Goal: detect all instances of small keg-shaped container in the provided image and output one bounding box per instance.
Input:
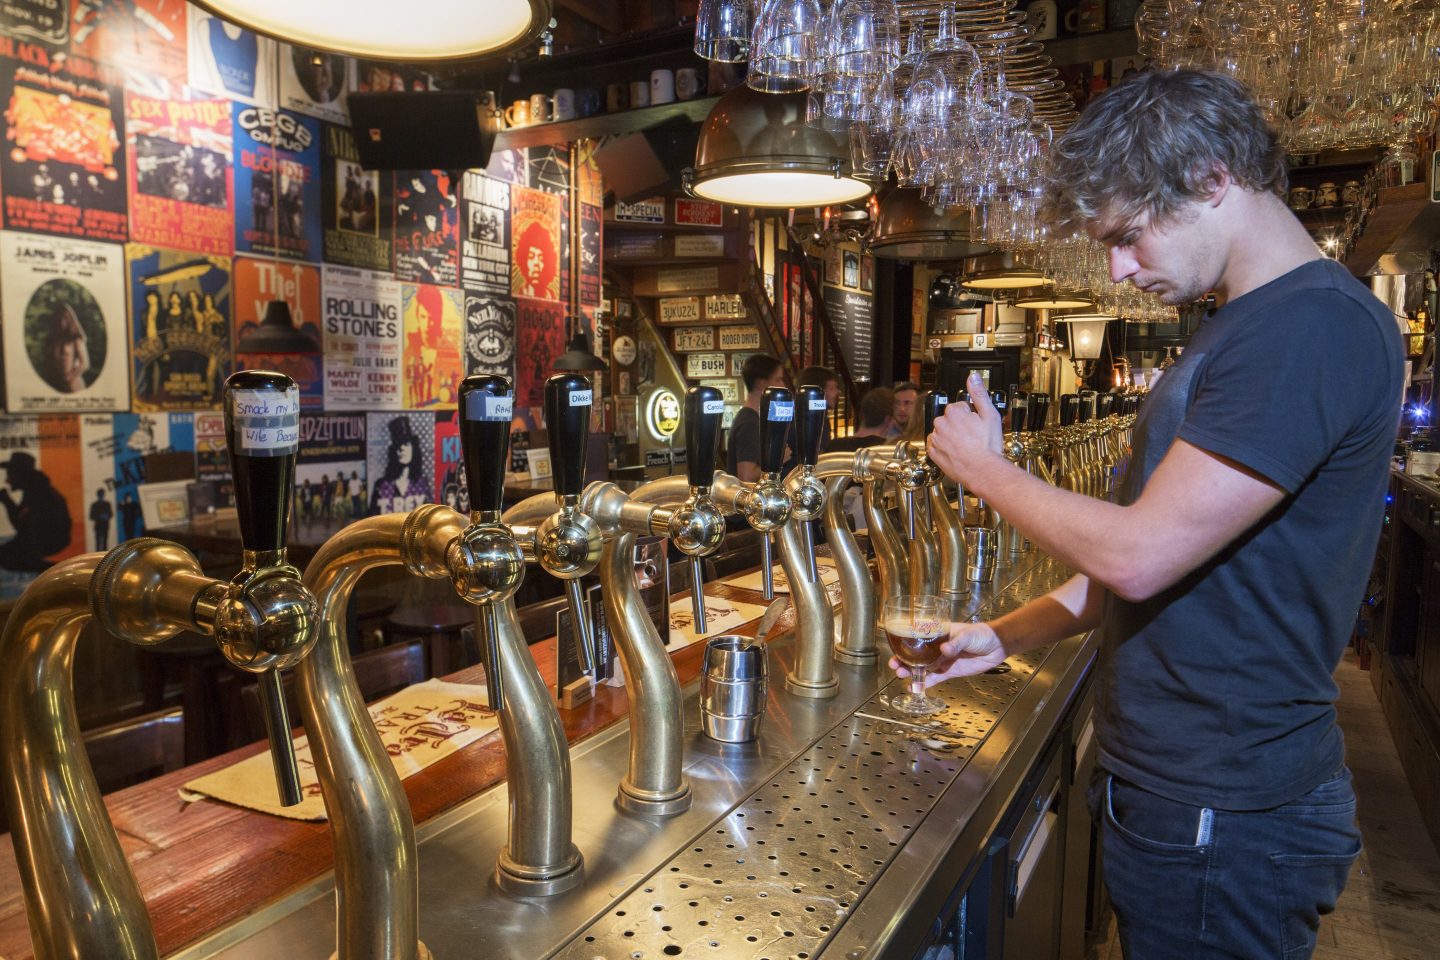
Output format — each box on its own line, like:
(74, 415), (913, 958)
(700, 635), (768, 743)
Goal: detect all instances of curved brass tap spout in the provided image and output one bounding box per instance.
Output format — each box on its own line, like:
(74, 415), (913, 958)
(823, 475), (877, 665)
(929, 482), (967, 603)
(778, 469), (838, 699)
(865, 480), (910, 604)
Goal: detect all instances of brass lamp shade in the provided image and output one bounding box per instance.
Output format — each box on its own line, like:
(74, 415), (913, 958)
(1053, 313), (1114, 360)
(689, 85), (872, 208)
(958, 251), (1051, 290)
(869, 188), (995, 260)
(1012, 289), (1095, 309)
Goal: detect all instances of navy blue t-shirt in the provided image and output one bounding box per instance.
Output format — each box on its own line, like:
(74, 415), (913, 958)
(1097, 258), (1403, 810)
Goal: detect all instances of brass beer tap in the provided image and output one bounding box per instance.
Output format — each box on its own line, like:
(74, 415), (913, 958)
(779, 384), (837, 698)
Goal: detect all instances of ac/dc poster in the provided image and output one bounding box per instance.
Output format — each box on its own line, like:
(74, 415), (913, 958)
(295, 413), (365, 524)
(126, 94), (233, 255)
(279, 43), (348, 124)
(365, 411), (433, 515)
(579, 202), (602, 306)
(0, 414), (86, 576)
(0, 1), (67, 47)
(320, 121), (391, 271)
(322, 264), (401, 411)
(514, 297), (565, 409)
(464, 293), (515, 380)
(401, 283), (462, 410)
(394, 169), (458, 286)
(232, 256), (323, 408)
(433, 409), (468, 514)
(186, 7), (275, 106)
(510, 185), (560, 302)
(232, 103), (321, 262)
(0, 54), (127, 241)
(69, 0), (189, 98)
(127, 244), (231, 411)
(460, 169), (509, 293)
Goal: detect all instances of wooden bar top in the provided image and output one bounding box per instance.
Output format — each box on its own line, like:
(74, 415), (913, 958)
(0, 577), (789, 960)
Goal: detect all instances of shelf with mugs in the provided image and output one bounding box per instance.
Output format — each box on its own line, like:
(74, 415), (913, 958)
(494, 95), (719, 150)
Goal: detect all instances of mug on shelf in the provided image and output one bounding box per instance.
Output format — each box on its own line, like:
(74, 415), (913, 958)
(630, 79), (651, 108)
(1288, 185), (1314, 210)
(1026, 0), (1058, 40)
(606, 83), (629, 112)
(1341, 180), (1361, 206)
(528, 92), (551, 124)
(676, 67), (705, 101)
(1314, 182), (1339, 208)
(505, 99), (531, 128)
(577, 87), (601, 117)
(552, 88), (576, 121)
(650, 68), (676, 105)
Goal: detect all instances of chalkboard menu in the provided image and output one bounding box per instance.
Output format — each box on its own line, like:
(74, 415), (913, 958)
(821, 285), (875, 380)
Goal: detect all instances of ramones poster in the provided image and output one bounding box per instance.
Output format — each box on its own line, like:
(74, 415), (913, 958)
(126, 95), (233, 255)
(0, 52), (127, 241)
(1, 232), (128, 412)
(127, 245), (231, 411)
(464, 293), (515, 380)
(320, 121), (391, 271)
(394, 169), (458, 286)
(460, 169), (508, 293)
(510, 185), (560, 302)
(232, 103), (321, 262)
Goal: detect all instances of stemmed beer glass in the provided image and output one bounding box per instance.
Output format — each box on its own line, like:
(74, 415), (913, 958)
(883, 594), (948, 716)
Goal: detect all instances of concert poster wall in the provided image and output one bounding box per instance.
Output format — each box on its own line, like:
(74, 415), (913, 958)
(460, 169), (509, 293)
(320, 121), (391, 271)
(279, 43), (349, 124)
(295, 412), (365, 522)
(510, 185), (560, 301)
(0, 414), (86, 576)
(186, 7), (276, 106)
(232, 103), (321, 262)
(192, 410), (234, 509)
(0, 2), (66, 47)
(433, 409), (468, 514)
(393, 169), (458, 286)
(514, 297), (565, 409)
(1, 233), (128, 412)
(322, 264), (402, 411)
(69, 0), (189, 97)
(365, 411), (433, 515)
(485, 146), (526, 186)
(126, 94), (233, 255)
(0, 53), (127, 241)
(464, 293), (515, 381)
(83, 410), (194, 545)
(579, 202), (602, 306)
(127, 245), (231, 411)
(232, 256), (323, 407)
(401, 283), (462, 410)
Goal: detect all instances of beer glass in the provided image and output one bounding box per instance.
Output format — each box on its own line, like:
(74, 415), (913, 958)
(883, 594), (948, 716)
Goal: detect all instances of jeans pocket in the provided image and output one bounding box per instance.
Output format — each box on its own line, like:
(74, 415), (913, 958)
(1270, 845), (1361, 959)
(1105, 775), (1210, 852)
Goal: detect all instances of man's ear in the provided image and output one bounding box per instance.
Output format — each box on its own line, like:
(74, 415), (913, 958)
(1201, 164), (1232, 207)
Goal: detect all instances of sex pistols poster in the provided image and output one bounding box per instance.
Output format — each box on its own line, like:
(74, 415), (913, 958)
(126, 94), (233, 255)
(0, 52), (127, 241)
(321, 121), (391, 271)
(509, 185), (560, 302)
(1, 232), (128, 412)
(127, 245), (231, 411)
(322, 264), (402, 411)
(232, 103), (321, 262)
(393, 169), (458, 286)
(460, 169), (508, 293)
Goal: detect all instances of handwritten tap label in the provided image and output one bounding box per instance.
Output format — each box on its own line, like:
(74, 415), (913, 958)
(569, 389), (593, 406)
(465, 392), (514, 422)
(768, 400), (794, 421)
(809, 396), (827, 411)
(232, 387), (301, 455)
(703, 399), (725, 415)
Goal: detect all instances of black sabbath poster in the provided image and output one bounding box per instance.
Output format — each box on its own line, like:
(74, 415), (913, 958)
(0, 52), (127, 241)
(579, 202), (602, 306)
(231, 103), (320, 262)
(322, 264), (401, 411)
(279, 43), (348, 124)
(394, 169), (458, 286)
(127, 245), (231, 411)
(0, 1), (67, 47)
(460, 169), (508, 293)
(320, 121), (391, 271)
(126, 94), (233, 255)
(1, 232), (128, 412)
(464, 293), (515, 380)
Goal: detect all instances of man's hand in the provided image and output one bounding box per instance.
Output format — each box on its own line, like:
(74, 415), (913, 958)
(927, 373), (1008, 489)
(889, 620), (1009, 687)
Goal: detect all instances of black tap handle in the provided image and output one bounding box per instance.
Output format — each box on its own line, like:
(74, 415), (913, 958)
(759, 386), (793, 474)
(1027, 392), (1049, 432)
(1096, 392), (1116, 418)
(460, 375), (514, 515)
(1059, 393), (1080, 426)
(1005, 384), (1021, 415)
(223, 370), (300, 554)
(544, 373), (592, 497)
(990, 390), (1007, 412)
(685, 385), (724, 488)
(795, 384), (826, 467)
(1078, 389), (1096, 423)
(921, 389), (948, 437)
(1010, 390), (1029, 430)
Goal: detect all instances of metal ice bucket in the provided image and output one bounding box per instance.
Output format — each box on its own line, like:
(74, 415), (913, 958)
(700, 635), (768, 743)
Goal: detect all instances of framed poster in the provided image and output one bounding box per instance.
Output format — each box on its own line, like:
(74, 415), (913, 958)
(233, 104), (321, 262)
(322, 264), (402, 411)
(127, 95), (233, 256)
(395, 170), (459, 286)
(128, 246), (232, 411)
(510, 185), (561, 301)
(401, 283), (463, 410)
(461, 170), (510, 293)
(464, 293), (516, 379)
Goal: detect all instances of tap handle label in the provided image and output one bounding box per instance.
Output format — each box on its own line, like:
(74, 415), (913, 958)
(1028, 391), (1050, 431)
(759, 386), (792, 474)
(685, 384), (724, 488)
(223, 370), (300, 555)
(1059, 393), (1080, 426)
(460, 375), (514, 514)
(795, 384), (826, 467)
(921, 390), (948, 438)
(545, 373), (591, 497)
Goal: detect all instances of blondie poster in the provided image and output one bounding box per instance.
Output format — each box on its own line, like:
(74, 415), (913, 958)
(1, 233), (128, 412)
(510, 185), (560, 302)
(365, 411), (433, 515)
(232, 103), (321, 262)
(232, 256), (323, 408)
(127, 245), (231, 411)
(0, 415), (86, 578)
(126, 94), (233, 255)
(401, 283), (462, 410)
(464, 293), (515, 380)
(460, 169), (508, 293)
(322, 264), (402, 411)
(295, 413), (365, 523)
(514, 297), (565, 409)
(279, 43), (348, 124)
(394, 169), (458, 286)
(186, 7), (275, 106)
(69, 0), (188, 97)
(321, 121), (391, 271)
(0, 53), (127, 241)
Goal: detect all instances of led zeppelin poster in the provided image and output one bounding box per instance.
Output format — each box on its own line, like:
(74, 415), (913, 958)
(126, 94), (233, 255)
(186, 7), (275, 106)
(320, 121), (391, 271)
(460, 169), (509, 293)
(510, 185), (560, 302)
(394, 169), (458, 286)
(127, 244), (231, 411)
(232, 256), (322, 408)
(278, 42), (348, 124)
(295, 413), (365, 523)
(322, 264), (402, 411)
(401, 283), (462, 410)
(514, 297), (565, 408)
(69, 0), (188, 98)
(232, 102), (321, 262)
(464, 293), (515, 380)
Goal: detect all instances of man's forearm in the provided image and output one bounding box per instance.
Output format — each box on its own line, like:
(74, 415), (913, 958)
(990, 573), (1104, 655)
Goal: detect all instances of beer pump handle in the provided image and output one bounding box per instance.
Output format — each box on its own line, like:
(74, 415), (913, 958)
(795, 384), (826, 466)
(1077, 389), (1096, 423)
(1096, 392), (1116, 419)
(1028, 393), (1049, 433)
(1059, 393), (1080, 427)
(759, 386), (793, 475)
(921, 389), (948, 438)
(545, 373), (592, 499)
(686, 385), (723, 489)
(460, 375), (514, 516)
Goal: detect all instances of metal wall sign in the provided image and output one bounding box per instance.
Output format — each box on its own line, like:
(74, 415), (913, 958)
(614, 197), (666, 223)
(672, 327), (716, 352)
(717, 325), (762, 351)
(686, 352), (728, 378)
(655, 266), (720, 294)
(674, 234), (725, 258)
(700, 378), (742, 404)
(657, 297), (703, 325)
(705, 294), (746, 319)
(674, 198), (724, 226)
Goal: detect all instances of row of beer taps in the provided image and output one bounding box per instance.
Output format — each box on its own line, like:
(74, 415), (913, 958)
(0, 370), (1138, 959)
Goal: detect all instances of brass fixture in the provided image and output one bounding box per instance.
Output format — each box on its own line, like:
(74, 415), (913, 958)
(869, 188), (995, 260)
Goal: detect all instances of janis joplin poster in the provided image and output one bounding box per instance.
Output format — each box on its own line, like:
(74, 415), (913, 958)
(509, 185), (560, 302)
(127, 245), (231, 411)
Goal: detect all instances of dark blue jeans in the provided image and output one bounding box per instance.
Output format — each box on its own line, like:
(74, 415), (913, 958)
(1088, 766), (1361, 959)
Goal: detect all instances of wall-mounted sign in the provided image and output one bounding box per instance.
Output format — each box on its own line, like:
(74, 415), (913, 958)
(673, 327), (716, 352)
(658, 297), (703, 325)
(717, 325), (762, 351)
(675, 198), (724, 227)
(730, 352), (760, 377)
(645, 387), (681, 439)
(609, 233), (664, 259)
(701, 378), (743, 404)
(674, 234), (726, 258)
(612, 334), (638, 366)
(686, 352), (728, 378)
(655, 266), (721, 294)
(615, 197), (666, 223)
(705, 294), (747, 319)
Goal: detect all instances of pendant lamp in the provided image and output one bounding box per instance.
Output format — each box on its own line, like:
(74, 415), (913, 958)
(869, 188), (995, 260)
(958, 251), (1051, 290)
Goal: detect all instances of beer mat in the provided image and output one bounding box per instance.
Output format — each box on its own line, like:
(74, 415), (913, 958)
(721, 556), (841, 594)
(180, 680), (498, 821)
(668, 596), (769, 650)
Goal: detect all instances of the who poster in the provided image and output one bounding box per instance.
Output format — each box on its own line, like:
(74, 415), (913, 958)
(0, 415), (86, 581)
(69, 0), (189, 98)
(232, 256), (323, 408)
(394, 169), (458, 286)
(401, 283), (462, 411)
(82, 409), (194, 544)
(127, 245), (231, 411)
(320, 121), (391, 271)
(579, 202), (602, 306)
(186, 7), (275, 106)
(514, 297), (565, 409)
(1, 233), (128, 412)
(365, 411), (433, 515)
(295, 413), (365, 524)
(322, 264), (402, 411)
(126, 94), (233, 256)
(232, 103), (321, 262)
(433, 409), (468, 514)
(460, 169), (508, 293)
(279, 43), (348, 124)
(0, 54), (127, 241)
(0, 1), (67, 47)
(464, 293), (515, 380)
(510, 185), (560, 302)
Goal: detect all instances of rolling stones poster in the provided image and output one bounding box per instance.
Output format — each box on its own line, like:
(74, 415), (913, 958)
(82, 409), (194, 544)
(394, 169), (458, 286)
(295, 413), (365, 523)
(0, 53), (127, 241)
(232, 256), (323, 408)
(279, 43), (348, 124)
(320, 121), (391, 271)
(69, 0), (189, 97)
(464, 293), (515, 380)
(460, 169), (508, 293)
(401, 283), (462, 410)
(126, 94), (233, 255)
(0, 414), (86, 578)
(514, 297), (565, 409)
(0, 1), (67, 47)
(186, 7), (275, 106)
(510, 185), (560, 302)
(365, 411), (433, 515)
(433, 409), (468, 514)
(232, 103), (321, 262)
(1, 233), (128, 412)
(579, 202), (602, 306)
(322, 264), (401, 411)
(127, 245), (231, 411)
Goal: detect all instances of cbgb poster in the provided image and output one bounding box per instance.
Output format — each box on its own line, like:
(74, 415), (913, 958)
(401, 283), (462, 410)
(460, 169), (508, 293)
(186, 7), (275, 106)
(126, 94), (233, 255)
(514, 297), (565, 409)
(320, 121), (391, 271)
(0, 54), (127, 241)
(322, 264), (402, 411)
(279, 43), (348, 124)
(127, 244), (231, 411)
(394, 169), (458, 286)
(510, 185), (560, 302)
(1, 233), (128, 412)
(69, 0), (189, 98)
(232, 256), (323, 408)
(464, 293), (515, 380)
(232, 103), (321, 262)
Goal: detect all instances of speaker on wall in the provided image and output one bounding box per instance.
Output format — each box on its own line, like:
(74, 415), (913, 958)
(592, 121), (701, 204)
(348, 92), (498, 170)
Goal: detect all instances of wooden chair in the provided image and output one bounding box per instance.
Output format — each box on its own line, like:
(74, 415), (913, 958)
(83, 706), (185, 794)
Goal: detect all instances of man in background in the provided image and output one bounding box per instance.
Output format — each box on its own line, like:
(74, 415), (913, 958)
(829, 387), (895, 453)
(886, 381), (919, 438)
(727, 354), (787, 482)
